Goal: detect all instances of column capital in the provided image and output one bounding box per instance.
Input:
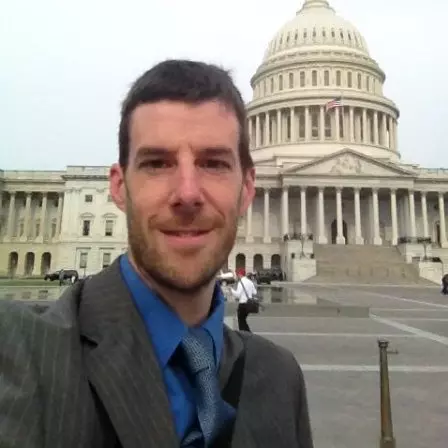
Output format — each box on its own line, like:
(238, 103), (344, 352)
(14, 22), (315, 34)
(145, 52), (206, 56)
(335, 187), (343, 193)
(420, 191), (427, 197)
(9, 191), (16, 197)
(353, 187), (361, 194)
(300, 186), (308, 193)
(41, 191), (48, 198)
(439, 191), (445, 198)
(282, 186), (289, 193)
(389, 188), (397, 194)
(263, 187), (270, 194)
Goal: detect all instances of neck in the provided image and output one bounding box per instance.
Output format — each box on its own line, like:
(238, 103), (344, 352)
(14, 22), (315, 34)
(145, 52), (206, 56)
(128, 254), (215, 327)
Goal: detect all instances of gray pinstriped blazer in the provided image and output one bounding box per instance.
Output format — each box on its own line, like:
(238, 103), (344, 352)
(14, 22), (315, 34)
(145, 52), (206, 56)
(0, 260), (313, 448)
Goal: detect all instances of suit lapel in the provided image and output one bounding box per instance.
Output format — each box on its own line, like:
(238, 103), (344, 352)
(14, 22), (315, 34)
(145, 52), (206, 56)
(79, 260), (178, 448)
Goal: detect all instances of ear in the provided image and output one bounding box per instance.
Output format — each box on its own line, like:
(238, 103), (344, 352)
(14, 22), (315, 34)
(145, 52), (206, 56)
(109, 163), (126, 212)
(239, 167), (256, 216)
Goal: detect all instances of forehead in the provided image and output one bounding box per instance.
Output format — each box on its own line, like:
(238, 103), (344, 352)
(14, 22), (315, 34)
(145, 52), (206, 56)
(129, 100), (240, 152)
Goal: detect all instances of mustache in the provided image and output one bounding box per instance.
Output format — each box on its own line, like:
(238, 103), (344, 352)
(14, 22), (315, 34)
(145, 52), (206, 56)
(150, 214), (225, 231)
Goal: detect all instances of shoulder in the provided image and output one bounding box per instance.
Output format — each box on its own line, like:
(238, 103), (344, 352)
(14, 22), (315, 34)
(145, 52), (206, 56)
(0, 282), (83, 344)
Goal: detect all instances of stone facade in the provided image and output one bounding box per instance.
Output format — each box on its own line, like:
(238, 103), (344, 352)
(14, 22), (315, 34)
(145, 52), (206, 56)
(1, 0), (448, 277)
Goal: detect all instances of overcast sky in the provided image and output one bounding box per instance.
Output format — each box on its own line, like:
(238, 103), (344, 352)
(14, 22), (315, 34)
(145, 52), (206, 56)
(1, 0), (446, 171)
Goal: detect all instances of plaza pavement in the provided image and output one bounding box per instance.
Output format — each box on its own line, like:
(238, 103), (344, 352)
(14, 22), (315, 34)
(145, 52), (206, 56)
(225, 282), (448, 448)
(1, 282), (447, 447)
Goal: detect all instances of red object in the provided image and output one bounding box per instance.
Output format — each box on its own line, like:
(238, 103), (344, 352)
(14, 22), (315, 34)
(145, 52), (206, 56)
(236, 268), (246, 277)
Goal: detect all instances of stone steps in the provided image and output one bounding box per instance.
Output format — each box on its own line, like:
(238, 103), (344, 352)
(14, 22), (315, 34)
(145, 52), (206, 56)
(308, 244), (432, 285)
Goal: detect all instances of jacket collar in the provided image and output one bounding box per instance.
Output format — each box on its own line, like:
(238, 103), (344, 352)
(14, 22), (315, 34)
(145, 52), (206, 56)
(78, 259), (246, 448)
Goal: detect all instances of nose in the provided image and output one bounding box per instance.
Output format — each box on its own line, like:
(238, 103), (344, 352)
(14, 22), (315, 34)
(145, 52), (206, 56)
(171, 156), (203, 211)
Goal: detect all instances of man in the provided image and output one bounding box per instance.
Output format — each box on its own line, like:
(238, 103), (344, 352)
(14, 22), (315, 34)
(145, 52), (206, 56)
(231, 269), (257, 332)
(58, 268), (64, 286)
(0, 60), (313, 448)
(442, 273), (448, 295)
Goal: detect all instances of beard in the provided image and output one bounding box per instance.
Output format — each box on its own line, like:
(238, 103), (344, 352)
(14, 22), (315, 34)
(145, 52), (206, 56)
(126, 191), (239, 295)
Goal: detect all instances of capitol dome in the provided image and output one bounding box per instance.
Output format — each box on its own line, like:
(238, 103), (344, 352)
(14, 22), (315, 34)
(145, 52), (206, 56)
(264, 0), (370, 63)
(247, 0), (400, 166)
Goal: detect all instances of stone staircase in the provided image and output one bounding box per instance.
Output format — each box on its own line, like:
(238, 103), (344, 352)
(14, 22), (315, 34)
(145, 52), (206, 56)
(307, 244), (433, 285)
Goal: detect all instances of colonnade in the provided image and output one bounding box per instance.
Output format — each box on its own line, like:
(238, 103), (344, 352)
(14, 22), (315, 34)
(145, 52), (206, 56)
(248, 106), (397, 151)
(244, 187), (447, 246)
(2, 191), (63, 241)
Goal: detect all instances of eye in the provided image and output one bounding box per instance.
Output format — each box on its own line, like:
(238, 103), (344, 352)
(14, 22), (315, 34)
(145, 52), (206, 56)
(201, 159), (232, 171)
(140, 159), (172, 170)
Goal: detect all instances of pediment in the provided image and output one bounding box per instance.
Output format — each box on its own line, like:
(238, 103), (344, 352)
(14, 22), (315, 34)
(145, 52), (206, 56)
(282, 149), (415, 178)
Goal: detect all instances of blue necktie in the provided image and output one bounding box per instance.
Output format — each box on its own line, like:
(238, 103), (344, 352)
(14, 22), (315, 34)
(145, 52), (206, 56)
(180, 328), (234, 447)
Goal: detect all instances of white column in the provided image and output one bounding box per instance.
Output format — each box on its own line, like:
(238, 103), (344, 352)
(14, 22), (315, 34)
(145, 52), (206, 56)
(305, 106), (310, 140)
(71, 189), (82, 238)
(335, 108), (340, 141)
(56, 193), (64, 237)
(290, 108), (296, 142)
(281, 186), (289, 237)
(264, 112), (270, 146)
(6, 192), (16, 238)
(245, 202), (253, 243)
(248, 117), (253, 149)
(421, 192), (429, 238)
(277, 110), (282, 144)
(336, 188), (345, 244)
(255, 115), (261, 147)
(393, 120), (398, 151)
(354, 188), (364, 244)
(388, 116), (394, 150)
(38, 192), (47, 239)
(438, 192), (447, 247)
(22, 193), (32, 240)
(408, 190), (416, 238)
(372, 188), (382, 245)
(362, 108), (368, 143)
(390, 189), (398, 246)
(381, 114), (388, 147)
(373, 111), (379, 145)
(300, 187), (307, 236)
(317, 187), (327, 244)
(319, 106), (325, 141)
(263, 189), (271, 243)
(349, 106), (355, 143)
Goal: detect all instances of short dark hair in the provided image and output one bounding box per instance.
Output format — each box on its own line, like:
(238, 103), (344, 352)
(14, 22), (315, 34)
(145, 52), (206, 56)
(118, 59), (253, 172)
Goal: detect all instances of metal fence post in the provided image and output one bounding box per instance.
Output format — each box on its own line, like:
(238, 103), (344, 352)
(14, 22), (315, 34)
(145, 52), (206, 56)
(378, 339), (396, 448)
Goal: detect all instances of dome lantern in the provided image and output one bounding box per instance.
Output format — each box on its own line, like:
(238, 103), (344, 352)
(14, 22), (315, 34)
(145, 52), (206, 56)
(301, 0), (331, 10)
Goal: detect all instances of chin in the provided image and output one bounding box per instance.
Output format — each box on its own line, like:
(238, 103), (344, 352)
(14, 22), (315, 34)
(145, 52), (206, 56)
(155, 269), (217, 294)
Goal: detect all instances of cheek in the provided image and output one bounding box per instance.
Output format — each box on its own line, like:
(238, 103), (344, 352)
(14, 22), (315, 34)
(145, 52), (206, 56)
(205, 181), (242, 214)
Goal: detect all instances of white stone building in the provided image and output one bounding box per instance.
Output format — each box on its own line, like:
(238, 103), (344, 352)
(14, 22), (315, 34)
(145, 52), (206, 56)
(1, 0), (447, 282)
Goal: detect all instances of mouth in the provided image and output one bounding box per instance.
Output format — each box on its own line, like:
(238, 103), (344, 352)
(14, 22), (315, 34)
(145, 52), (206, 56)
(161, 230), (211, 237)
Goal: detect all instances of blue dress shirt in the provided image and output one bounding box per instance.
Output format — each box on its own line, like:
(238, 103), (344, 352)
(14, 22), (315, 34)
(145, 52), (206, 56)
(119, 254), (232, 440)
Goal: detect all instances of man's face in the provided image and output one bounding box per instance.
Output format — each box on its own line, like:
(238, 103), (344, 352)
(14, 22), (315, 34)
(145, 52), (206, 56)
(110, 100), (255, 293)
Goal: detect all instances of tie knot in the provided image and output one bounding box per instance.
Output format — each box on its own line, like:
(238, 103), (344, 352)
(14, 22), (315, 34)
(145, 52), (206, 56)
(181, 328), (215, 375)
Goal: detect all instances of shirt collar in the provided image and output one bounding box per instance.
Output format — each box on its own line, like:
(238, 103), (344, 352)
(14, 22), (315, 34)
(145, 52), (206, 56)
(119, 254), (225, 368)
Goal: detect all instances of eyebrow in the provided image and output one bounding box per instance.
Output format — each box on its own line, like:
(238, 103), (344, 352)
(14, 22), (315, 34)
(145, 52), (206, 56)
(135, 146), (236, 160)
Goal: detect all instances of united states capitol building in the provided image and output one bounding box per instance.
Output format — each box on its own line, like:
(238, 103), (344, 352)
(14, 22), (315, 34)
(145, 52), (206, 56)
(1, 0), (447, 283)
